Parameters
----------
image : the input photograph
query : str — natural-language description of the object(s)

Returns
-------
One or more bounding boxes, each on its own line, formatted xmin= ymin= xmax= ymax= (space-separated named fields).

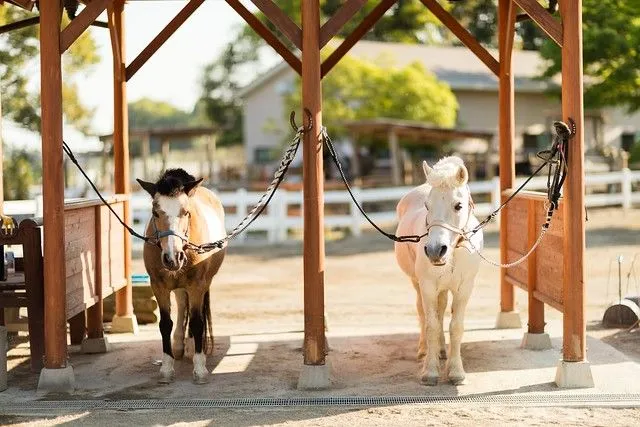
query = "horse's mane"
xmin=156 ymin=168 xmax=196 ymax=197
xmin=425 ymin=156 xmax=467 ymax=189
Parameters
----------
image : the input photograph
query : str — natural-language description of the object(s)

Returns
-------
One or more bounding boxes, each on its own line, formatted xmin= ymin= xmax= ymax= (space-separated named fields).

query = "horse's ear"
xmin=137 ymin=179 xmax=157 ymax=197
xmin=184 ymin=178 xmax=204 ymax=197
xmin=422 ymin=161 xmax=433 ymax=179
xmin=456 ymin=166 xmax=469 ymax=186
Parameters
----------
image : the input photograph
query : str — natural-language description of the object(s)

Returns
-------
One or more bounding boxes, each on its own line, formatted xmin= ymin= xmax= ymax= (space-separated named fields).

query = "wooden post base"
xmin=110 ymin=314 xmax=139 ymax=334
xmin=555 ymin=360 xmax=594 ymax=389
xmin=37 ymin=366 xmax=75 ymax=394
xmin=521 ymin=332 xmax=552 ymax=350
xmin=297 ymin=361 xmax=331 ymax=390
xmin=495 ymin=311 xmax=522 ymax=329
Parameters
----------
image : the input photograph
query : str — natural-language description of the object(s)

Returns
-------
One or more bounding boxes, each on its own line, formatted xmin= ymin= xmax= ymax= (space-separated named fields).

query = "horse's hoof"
xmin=158 ymin=371 xmax=175 ymax=384
xmin=439 ymin=350 xmax=447 ymax=360
xmin=449 ymin=374 xmax=466 ymax=385
xmin=421 ymin=374 xmax=439 ymax=386
xmin=192 ymin=373 xmax=210 ymax=385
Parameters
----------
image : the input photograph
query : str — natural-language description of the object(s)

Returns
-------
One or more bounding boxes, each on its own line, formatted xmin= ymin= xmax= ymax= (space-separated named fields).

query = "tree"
xmin=284 ymin=55 xmax=458 ymax=138
xmin=0 ymin=6 xmax=100 ymax=132
xmin=128 ymin=98 xmax=193 ymax=129
xmin=539 ymin=0 xmax=640 ymax=113
xmin=3 ymin=149 xmax=40 ymax=200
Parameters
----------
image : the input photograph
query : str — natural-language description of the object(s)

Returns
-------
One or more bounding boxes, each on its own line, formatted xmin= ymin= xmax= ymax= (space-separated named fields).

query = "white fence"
xmin=4 ymin=169 xmax=640 ymax=246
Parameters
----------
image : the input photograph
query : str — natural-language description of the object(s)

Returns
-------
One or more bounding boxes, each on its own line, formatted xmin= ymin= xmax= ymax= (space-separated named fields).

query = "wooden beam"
xmin=420 ymin=0 xmax=499 ymax=76
xmin=301 ymin=0 xmax=326 ymax=367
xmin=320 ymin=0 xmax=367 ymax=48
xmin=110 ymin=0 xmax=136 ymax=327
xmin=249 ymin=0 xmax=301 ymax=50
xmin=125 ymin=0 xmax=204 ymax=81
xmin=224 ymin=0 xmax=301 ymax=75
xmin=321 ymin=0 xmax=397 ymax=78
xmin=527 ymin=199 xmax=545 ymax=333
xmin=514 ymin=0 xmax=563 ymax=47
xmin=498 ymin=0 xmax=517 ymax=314
xmin=5 ymin=0 xmax=35 ymax=11
xmin=60 ymin=0 xmax=110 ymax=54
xmin=106 ymin=3 xmax=121 ymax=67
xmin=39 ymin=0 xmax=67 ymax=369
xmin=560 ymin=0 xmax=586 ymax=363
xmin=0 ymin=16 xmax=39 ymax=35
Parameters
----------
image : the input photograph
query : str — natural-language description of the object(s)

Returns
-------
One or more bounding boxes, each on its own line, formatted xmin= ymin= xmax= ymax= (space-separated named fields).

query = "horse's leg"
xmin=187 ymin=287 xmax=209 ymax=384
xmin=419 ymin=282 xmax=441 ymax=385
xmin=438 ymin=291 xmax=448 ymax=360
xmin=154 ymin=286 xmax=175 ymax=383
xmin=172 ymin=288 xmax=188 ymax=360
xmin=448 ymin=286 xmax=472 ymax=385
xmin=413 ymin=279 xmax=426 ymax=360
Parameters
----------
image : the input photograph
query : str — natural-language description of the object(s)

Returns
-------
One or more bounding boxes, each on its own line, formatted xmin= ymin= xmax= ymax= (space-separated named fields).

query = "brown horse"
xmin=137 ymin=169 xmax=226 ymax=384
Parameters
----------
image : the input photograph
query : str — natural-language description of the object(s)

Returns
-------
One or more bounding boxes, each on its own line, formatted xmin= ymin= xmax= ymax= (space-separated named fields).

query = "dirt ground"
xmin=2 ymin=207 xmax=640 ymax=426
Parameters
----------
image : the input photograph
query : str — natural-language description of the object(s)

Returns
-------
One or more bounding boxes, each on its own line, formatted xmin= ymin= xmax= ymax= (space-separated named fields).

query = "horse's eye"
xmin=454 ymin=203 xmax=463 ymax=211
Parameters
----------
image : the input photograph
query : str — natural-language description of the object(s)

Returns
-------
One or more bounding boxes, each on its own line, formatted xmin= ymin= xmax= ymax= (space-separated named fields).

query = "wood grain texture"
xmin=126 ymin=0 xmax=204 ymax=81
xmin=250 ymin=0 xmax=301 ymax=49
xmin=39 ymin=0 xmax=68 ymax=369
xmin=560 ymin=0 xmax=586 ymax=363
xmin=498 ymin=0 xmax=517 ymax=313
xmin=225 ymin=0 xmax=301 ymax=74
xmin=420 ymin=0 xmax=499 ymax=76
xmin=319 ymin=0 xmax=366 ymax=48
xmin=301 ymin=0 xmax=326 ymax=366
xmin=321 ymin=0 xmax=397 ymax=78
xmin=514 ymin=0 xmax=563 ymax=46
xmin=60 ymin=0 xmax=109 ymax=53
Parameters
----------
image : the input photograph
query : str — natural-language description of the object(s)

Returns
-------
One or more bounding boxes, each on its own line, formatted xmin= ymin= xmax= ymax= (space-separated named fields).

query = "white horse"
xmin=394 ymin=156 xmax=483 ymax=385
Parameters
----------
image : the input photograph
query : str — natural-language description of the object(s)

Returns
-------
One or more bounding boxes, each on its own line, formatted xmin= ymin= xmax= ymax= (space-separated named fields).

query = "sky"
xmin=81 ymin=1 xmax=248 ymax=134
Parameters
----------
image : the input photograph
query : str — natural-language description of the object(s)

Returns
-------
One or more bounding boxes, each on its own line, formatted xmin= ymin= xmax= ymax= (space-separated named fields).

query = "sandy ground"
xmin=2 ymin=207 xmax=640 ymax=426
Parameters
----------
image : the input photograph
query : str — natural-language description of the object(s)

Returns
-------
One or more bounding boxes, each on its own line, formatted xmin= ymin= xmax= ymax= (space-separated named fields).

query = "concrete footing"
xmin=110 ymin=314 xmax=139 ymax=334
xmin=495 ymin=311 xmax=522 ymax=329
xmin=521 ymin=332 xmax=552 ymax=350
xmin=37 ymin=366 xmax=75 ymax=394
xmin=297 ymin=362 xmax=331 ymax=390
xmin=81 ymin=336 xmax=111 ymax=354
xmin=555 ymin=360 xmax=594 ymax=388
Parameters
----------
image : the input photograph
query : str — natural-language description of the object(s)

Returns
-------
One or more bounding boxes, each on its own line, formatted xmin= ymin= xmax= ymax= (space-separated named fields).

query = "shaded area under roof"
xmin=344 ymin=118 xmax=494 ymax=143
xmin=99 ymin=126 xmax=218 ymax=142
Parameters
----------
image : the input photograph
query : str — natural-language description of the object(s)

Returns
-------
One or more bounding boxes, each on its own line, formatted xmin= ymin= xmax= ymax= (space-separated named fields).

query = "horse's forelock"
xmin=155 ymin=168 xmax=196 ymax=197
xmin=425 ymin=156 xmax=468 ymax=189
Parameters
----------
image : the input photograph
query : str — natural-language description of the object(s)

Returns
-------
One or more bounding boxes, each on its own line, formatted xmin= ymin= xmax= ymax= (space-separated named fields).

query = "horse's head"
xmin=137 ymin=169 xmax=203 ymax=271
xmin=422 ymin=157 xmax=472 ymax=266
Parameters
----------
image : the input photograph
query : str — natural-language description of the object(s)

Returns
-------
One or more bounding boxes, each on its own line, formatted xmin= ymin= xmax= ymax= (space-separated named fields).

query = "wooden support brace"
xmin=5 ymin=0 xmax=35 ymax=11
xmin=60 ymin=0 xmax=110 ymax=54
xmin=419 ymin=0 xmax=499 ymax=76
xmin=224 ymin=0 xmax=301 ymax=75
xmin=106 ymin=3 xmax=121 ymax=68
xmin=249 ymin=0 xmax=301 ymax=50
xmin=321 ymin=0 xmax=397 ymax=78
xmin=125 ymin=0 xmax=204 ymax=81
xmin=320 ymin=0 xmax=367 ymax=48
xmin=0 ymin=16 xmax=39 ymax=35
xmin=513 ymin=0 xmax=563 ymax=47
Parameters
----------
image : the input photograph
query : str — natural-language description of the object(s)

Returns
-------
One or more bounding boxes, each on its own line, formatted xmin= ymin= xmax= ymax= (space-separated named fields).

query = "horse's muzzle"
xmin=424 ymin=244 xmax=448 ymax=266
xmin=162 ymin=251 xmax=186 ymax=271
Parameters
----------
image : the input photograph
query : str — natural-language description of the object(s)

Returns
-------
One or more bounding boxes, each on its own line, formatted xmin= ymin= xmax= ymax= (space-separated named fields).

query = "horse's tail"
xmin=203 ymin=290 xmax=214 ymax=355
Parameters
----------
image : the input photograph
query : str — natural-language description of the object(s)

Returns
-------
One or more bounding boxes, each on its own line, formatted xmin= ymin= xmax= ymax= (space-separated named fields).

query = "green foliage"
xmin=128 ymin=98 xmax=193 ymax=129
xmin=2 ymin=149 xmax=40 ymax=200
xmin=539 ymin=0 xmax=640 ymax=113
xmin=0 ymin=8 xmax=100 ymax=132
xmin=285 ymin=55 xmax=458 ymax=138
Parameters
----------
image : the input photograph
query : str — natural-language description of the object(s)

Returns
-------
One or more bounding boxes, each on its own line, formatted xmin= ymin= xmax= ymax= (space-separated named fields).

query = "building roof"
xmin=240 ymin=40 xmax=552 ymax=99
xmin=98 ymin=126 xmax=218 ymax=142
xmin=345 ymin=118 xmax=494 ymax=142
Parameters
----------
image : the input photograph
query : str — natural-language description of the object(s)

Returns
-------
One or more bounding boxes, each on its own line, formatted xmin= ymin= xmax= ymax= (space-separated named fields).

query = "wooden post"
xmin=161 ymin=139 xmax=170 ymax=171
xmin=39 ymin=0 xmax=67 ymax=369
xmin=141 ymin=133 xmax=150 ymax=180
xmin=86 ymin=207 xmax=104 ymax=340
xmin=301 ymin=0 xmax=326 ymax=367
xmin=388 ymin=129 xmax=401 ymax=186
xmin=527 ymin=199 xmax=545 ymax=333
xmin=111 ymin=0 xmax=137 ymax=332
xmin=560 ymin=0 xmax=586 ymax=363
xmin=498 ymin=0 xmax=517 ymax=315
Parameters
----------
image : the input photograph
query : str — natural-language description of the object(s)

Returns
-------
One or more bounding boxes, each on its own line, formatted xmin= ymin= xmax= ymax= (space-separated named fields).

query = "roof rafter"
xmin=319 ymin=0 xmax=367 ymax=48
xmin=419 ymin=0 xmax=499 ymax=76
xmin=513 ymin=0 xmax=563 ymax=47
xmin=249 ymin=0 xmax=301 ymax=50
